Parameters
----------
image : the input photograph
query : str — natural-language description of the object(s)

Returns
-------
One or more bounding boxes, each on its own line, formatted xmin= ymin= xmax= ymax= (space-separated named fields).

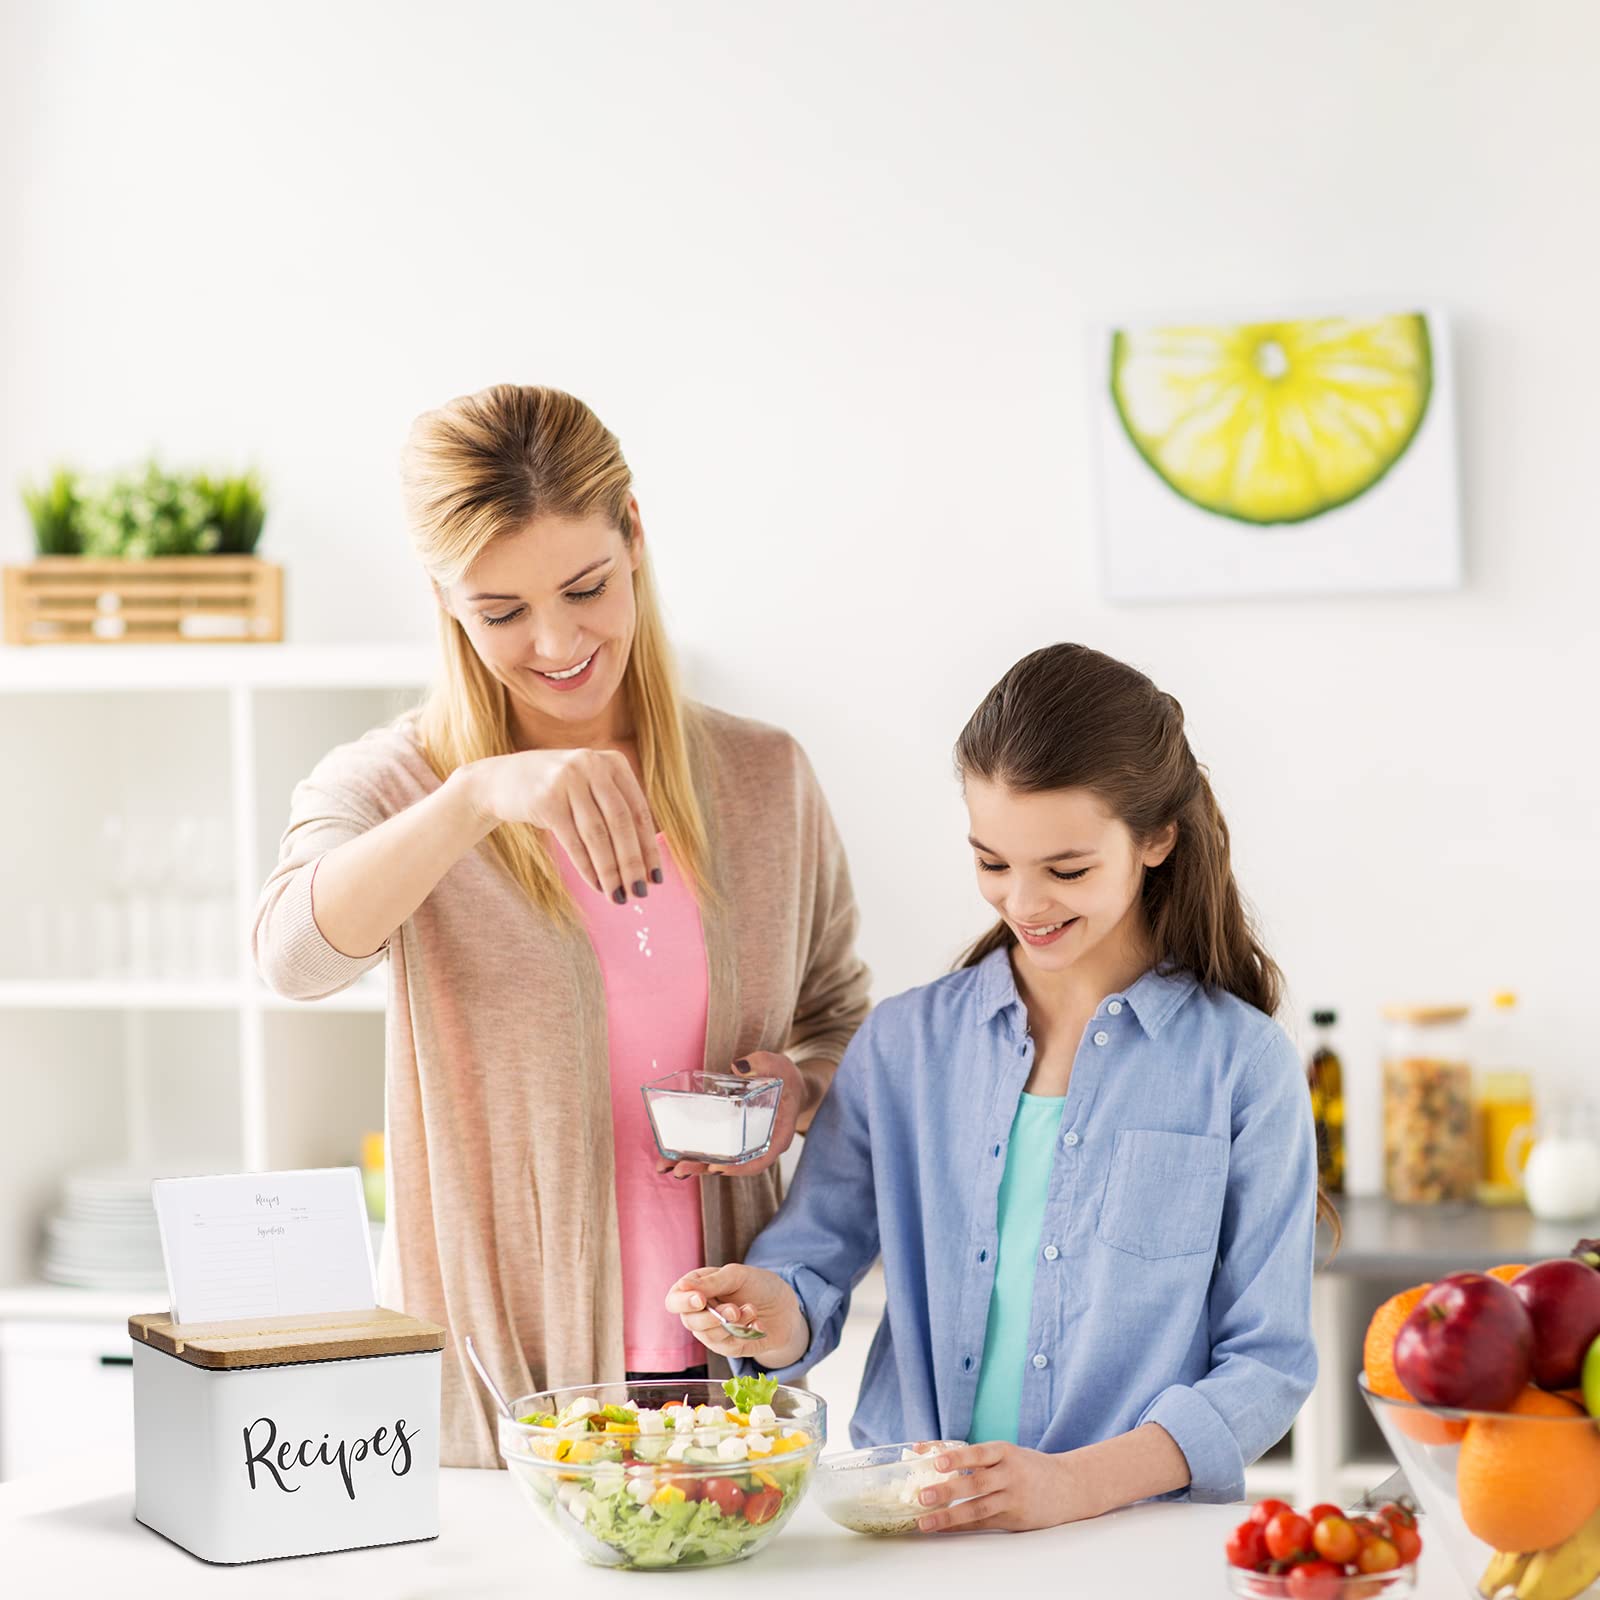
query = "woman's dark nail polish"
xmin=612 ymin=886 xmax=627 ymax=905
xmin=633 ymin=880 xmax=648 ymax=899
xmin=650 ymin=868 xmax=664 ymax=885
xmin=733 ymin=1059 xmax=752 ymax=1074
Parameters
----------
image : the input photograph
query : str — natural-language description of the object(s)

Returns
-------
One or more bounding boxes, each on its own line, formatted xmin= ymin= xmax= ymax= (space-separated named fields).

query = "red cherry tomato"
xmin=699 ymin=1477 xmax=746 ymax=1517
xmin=1265 ymin=1511 xmax=1314 ymax=1563
xmin=1379 ymin=1500 xmax=1416 ymax=1530
xmin=1358 ymin=1536 xmax=1402 ymax=1574
xmin=743 ymin=1487 xmax=782 ymax=1524
xmin=1307 ymin=1502 xmax=1343 ymax=1526
xmin=1226 ymin=1519 xmax=1269 ymax=1569
xmin=1288 ymin=1560 xmax=1346 ymax=1600
xmin=1252 ymin=1498 xmax=1293 ymax=1527
xmin=1389 ymin=1522 xmax=1422 ymax=1563
xmin=1312 ymin=1514 xmax=1361 ymax=1565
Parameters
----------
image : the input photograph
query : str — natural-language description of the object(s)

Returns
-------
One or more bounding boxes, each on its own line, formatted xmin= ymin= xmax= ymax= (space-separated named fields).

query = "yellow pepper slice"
xmin=651 ymin=1485 xmax=687 ymax=1506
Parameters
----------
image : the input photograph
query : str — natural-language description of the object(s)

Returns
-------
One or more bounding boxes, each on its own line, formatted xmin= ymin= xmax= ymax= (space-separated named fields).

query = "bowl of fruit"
xmin=1358 ymin=1239 xmax=1600 ymax=1599
xmin=500 ymin=1374 xmax=824 ymax=1569
xmin=1224 ymin=1496 xmax=1421 ymax=1597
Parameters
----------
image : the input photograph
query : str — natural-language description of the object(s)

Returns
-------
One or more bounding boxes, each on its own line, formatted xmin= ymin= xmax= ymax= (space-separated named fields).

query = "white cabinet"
xmin=0 ymin=644 xmax=431 ymax=1479
xmin=0 ymin=1316 xmax=134 ymax=1480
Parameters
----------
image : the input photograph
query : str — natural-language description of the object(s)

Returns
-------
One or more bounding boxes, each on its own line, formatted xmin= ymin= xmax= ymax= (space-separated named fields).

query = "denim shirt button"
xmin=1093 ymin=1030 xmax=1110 ymax=1047
xmin=1043 ymin=1244 xmax=1059 ymax=1261
xmin=1032 ymin=1353 xmax=1048 ymax=1370
xmin=1107 ymin=1000 xmax=1123 ymax=1015
xmin=1063 ymin=1130 xmax=1079 ymax=1148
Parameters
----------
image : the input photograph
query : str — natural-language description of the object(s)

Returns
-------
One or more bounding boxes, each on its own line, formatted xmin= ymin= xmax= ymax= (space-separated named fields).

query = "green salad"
xmin=509 ymin=1376 xmax=818 ymax=1569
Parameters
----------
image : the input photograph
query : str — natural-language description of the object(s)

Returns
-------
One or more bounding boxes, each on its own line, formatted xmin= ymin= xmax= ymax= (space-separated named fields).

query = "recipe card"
xmin=152 ymin=1167 xmax=377 ymax=1325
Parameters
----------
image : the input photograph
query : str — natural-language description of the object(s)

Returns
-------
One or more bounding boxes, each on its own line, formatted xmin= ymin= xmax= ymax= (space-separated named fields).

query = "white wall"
xmin=6 ymin=0 xmax=1598 ymax=1193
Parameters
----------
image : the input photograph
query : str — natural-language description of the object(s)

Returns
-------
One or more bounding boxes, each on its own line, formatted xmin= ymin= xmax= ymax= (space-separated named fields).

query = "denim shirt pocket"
xmin=1096 ymin=1128 xmax=1229 ymax=1260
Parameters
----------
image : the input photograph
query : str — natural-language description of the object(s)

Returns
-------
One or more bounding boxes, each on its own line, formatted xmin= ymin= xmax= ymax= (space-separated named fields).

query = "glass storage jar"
xmin=1382 ymin=1004 xmax=1475 ymax=1204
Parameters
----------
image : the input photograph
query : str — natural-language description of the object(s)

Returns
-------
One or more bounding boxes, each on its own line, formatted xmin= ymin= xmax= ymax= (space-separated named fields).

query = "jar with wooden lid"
xmin=1382 ymin=1004 xmax=1476 ymax=1204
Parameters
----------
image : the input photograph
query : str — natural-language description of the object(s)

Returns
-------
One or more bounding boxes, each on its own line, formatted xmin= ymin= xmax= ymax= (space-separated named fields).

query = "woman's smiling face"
xmin=964 ymin=777 xmax=1174 ymax=977
xmin=441 ymin=505 xmax=643 ymax=736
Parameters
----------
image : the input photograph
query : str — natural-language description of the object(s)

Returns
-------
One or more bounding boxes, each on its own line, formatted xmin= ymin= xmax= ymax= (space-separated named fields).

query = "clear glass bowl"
xmin=1359 ymin=1373 xmax=1600 ymax=1599
xmin=813 ymin=1439 xmax=967 ymax=1534
xmin=500 ymin=1379 xmax=825 ymax=1569
xmin=1224 ymin=1565 xmax=1415 ymax=1598
xmin=641 ymin=1069 xmax=784 ymax=1164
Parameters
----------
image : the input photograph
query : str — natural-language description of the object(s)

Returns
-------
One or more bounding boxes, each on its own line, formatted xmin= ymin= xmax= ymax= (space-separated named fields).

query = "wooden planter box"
xmin=2 ymin=557 xmax=284 ymax=645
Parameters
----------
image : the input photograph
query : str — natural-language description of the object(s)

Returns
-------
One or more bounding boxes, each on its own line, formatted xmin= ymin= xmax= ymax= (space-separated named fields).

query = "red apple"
xmin=1393 ymin=1271 xmax=1534 ymax=1410
xmin=1509 ymin=1258 xmax=1600 ymax=1389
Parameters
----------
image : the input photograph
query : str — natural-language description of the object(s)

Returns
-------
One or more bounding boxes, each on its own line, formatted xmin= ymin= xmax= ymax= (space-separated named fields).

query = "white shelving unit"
xmin=0 ymin=643 xmax=430 ymax=1478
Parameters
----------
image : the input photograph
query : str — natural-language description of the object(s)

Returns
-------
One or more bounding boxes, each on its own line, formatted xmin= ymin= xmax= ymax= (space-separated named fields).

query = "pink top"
xmin=554 ymin=836 xmax=707 ymax=1372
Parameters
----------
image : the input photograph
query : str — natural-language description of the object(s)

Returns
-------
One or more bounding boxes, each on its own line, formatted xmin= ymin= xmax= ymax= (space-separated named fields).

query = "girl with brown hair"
xmin=669 ymin=643 xmax=1325 ymax=1530
xmin=253 ymin=385 xmax=869 ymax=1467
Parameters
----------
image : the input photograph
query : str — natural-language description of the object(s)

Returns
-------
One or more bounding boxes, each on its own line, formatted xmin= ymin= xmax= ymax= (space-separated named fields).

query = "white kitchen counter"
xmin=1 ymin=1454 xmax=1464 ymax=1600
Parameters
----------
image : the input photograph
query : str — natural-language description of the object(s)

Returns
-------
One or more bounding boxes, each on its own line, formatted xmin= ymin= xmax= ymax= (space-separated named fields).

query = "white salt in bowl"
xmin=641 ymin=1070 xmax=783 ymax=1164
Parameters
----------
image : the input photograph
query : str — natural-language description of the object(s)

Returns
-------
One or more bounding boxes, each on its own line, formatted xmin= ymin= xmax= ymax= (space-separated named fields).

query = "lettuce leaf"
xmin=721 ymin=1373 xmax=778 ymax=1413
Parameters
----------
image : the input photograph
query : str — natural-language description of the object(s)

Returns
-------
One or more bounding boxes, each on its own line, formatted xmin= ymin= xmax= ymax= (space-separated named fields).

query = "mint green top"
xmin=969 ymin=1092 xmax=1068 ymax=1444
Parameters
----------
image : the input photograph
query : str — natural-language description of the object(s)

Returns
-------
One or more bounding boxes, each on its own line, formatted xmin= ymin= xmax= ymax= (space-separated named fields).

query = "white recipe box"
xmin=128 ymin=1306 xmax=445 ymax=1565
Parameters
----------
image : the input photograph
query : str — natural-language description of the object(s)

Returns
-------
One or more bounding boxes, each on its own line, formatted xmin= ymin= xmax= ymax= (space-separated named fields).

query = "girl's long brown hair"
xmin=954 ymin=643 xmax=1340 ymax=1252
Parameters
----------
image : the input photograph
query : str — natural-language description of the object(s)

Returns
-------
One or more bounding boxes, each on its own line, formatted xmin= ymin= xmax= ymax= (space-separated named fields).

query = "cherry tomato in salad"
xmin=1225 ymin=1519 xmax=1268 ymax=1569
xmin=1311 ymin=1514 xmax=1360 ymax=1565
xmin=1251 ymin=1498 xmax=1292 ymax=1527
xmin=1307 ymin=1502 xmax=1342 ymax=1526
xmin=1287 ymin=1561 xmax=1345 ymax=1600
xmin=699 ymin=1477 xmax=746 ymax=1517
xmin=1264 ymin=1511 xmax=1314 ymax=1563
xmin=743 ymin=1487 xmax=782 ymax=1524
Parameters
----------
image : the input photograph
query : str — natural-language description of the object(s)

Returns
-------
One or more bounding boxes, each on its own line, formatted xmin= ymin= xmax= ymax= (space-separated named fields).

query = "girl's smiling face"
xmin=440 ymin=505 xmax=643 ymax=737
xmin=964 ymin=777 xmax=1175 ymax=977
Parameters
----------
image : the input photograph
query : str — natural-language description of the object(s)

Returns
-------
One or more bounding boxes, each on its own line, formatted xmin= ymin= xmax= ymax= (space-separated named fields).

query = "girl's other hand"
xmin=915 ymin=1441 xmax=1105 ymax=1533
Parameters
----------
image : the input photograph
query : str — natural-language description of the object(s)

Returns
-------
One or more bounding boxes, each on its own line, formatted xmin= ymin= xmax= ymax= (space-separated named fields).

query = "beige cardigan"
xmin=252 ymin=702 xmax=870 ymax=1468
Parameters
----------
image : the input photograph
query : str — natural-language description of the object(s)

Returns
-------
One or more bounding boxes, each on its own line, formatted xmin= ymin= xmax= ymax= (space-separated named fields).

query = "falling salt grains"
xmin=636 ymin=925 xmax=653 ymax=958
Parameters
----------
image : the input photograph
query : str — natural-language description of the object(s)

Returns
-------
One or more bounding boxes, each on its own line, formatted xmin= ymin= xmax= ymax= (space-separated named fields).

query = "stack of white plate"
xmin=40 ymin=1167 xmax=169 ymax=1292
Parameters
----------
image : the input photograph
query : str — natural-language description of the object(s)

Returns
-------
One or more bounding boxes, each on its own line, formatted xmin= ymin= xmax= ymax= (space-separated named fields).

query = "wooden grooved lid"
xmin=128 ymin=1307 xmax=445 ymax=1370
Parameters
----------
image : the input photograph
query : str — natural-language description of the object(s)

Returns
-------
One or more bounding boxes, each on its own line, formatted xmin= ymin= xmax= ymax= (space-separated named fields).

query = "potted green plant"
xmin=5 ymin=460 xmax=280 ymax=645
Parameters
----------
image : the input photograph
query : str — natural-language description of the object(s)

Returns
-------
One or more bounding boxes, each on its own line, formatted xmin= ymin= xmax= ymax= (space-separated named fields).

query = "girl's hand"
xmin=462 ymin=747 xmax=660 ymax=903
xmin=656 ymin=1053 xmax=808 ymax=1179
xmin=663 ymin=1263 xmax=809 ymax=1367
xmin=915 ymin=1441 xmax=1105 ymax=1533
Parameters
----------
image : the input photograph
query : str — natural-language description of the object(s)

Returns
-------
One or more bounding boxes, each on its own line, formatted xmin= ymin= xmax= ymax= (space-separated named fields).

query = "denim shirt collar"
xmin=970 ymin=943 xmax=1198 ymax=1038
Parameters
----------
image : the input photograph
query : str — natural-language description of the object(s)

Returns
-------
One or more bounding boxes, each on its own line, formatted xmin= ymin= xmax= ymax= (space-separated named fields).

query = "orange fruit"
xmin=1486 ymin=1263 xmax=1528 ymax=1283
xmin=1457 ymin=1386 xmax=1600 ymax=1552
xmin=1364 ymin=1285 xmax=1430 ymax=1400
xmin=1363 ymin=1283 xmax=1466 ymax=1444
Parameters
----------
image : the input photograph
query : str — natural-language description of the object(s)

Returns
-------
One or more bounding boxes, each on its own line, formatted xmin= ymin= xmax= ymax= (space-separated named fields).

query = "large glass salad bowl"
xmin=500 ymin=1375 xmax=825 ymax=1569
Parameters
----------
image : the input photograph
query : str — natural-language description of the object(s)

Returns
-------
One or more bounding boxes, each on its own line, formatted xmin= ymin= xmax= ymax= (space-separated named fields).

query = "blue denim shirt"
xmin=739 ymin=946 xmax=1318 ymax=1502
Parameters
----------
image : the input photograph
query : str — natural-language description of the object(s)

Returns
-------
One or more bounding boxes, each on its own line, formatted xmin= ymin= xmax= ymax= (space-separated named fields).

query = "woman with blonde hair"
xmin=253 ymin=384 xmax=869 ymax=1467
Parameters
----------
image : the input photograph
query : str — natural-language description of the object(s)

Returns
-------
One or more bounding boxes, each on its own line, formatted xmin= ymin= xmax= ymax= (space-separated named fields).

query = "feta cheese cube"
xmin=716 ymin=1435 xmax=750 ymax=1462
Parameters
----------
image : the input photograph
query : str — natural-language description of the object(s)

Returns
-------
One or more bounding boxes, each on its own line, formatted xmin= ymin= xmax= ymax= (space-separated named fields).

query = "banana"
xmin=1482 ymin=1550 xmax=1533 ymax=1596
xmin=1515 ymin=1504 xmax=1600 ymax=1600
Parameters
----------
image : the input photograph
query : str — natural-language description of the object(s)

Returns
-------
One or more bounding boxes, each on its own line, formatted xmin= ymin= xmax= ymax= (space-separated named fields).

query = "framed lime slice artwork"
xmin=1109 ymin=314 xmax=1433 ymax=527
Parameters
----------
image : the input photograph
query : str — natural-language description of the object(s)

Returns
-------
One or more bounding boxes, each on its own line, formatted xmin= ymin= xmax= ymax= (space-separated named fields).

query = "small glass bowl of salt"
xmin=641 ymin=1070 xmax=784 ymax=1165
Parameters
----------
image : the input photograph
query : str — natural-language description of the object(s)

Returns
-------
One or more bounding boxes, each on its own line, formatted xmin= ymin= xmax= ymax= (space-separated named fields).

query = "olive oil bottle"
xmin=1308 ymin=1009 xmax=1346 ymax=1195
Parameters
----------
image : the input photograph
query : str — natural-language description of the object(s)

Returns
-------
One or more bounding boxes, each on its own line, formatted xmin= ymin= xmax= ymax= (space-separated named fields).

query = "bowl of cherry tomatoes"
xmin=1224 ymin=1496 xmax=1422 ymax=1597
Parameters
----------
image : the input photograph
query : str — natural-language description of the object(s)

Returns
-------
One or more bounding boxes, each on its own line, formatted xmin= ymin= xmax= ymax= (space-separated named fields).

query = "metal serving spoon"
xmin=704 ymin=1302 xmax=767 ymax=1343
xmin=462 ymin=1333 xmax=628 ymax=1567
